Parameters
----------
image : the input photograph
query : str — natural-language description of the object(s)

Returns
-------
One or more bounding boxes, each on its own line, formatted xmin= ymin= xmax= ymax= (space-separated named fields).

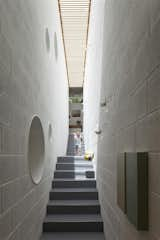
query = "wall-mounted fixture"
xmin=100 ymin=96 xmax=107 ymax=107
xmin=117 ymin=152 xmax=149 ymax=231
xmin=94 ymin=124 xmax=102 ymax=135
xmin=95 ymin=129 xmax=102 ymax=135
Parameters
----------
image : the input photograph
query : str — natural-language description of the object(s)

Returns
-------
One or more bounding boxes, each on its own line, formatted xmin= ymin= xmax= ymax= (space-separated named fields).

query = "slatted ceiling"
xmin=58 ymin=0 xmax=91 ymax=88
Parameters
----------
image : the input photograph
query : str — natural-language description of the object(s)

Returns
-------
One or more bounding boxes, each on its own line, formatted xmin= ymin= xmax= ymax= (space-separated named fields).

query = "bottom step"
xmin=43 ymin=214 xmax=103 ymax=232
xmin=40 ymin=232 xmax=105 ymax=240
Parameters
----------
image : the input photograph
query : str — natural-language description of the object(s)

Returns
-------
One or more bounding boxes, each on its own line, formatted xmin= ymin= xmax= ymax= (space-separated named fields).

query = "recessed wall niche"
xmin=28 ymin=116 xmax=45 ymax=184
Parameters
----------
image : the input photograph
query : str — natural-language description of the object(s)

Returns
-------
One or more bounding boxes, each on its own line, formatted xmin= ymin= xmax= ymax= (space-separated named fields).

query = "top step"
xmin=58 ymin=156 xmax=87 ymax=163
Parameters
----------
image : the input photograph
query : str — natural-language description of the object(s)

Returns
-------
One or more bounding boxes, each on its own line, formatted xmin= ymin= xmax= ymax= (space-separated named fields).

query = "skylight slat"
xmin=59 ymin=0 xmax=91 ymax=87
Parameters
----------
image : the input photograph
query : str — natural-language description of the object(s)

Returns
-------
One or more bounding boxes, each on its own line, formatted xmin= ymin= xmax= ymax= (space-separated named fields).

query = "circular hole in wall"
xmin=48 ymin=123 xmax=53 ymax=142
xmin=54 ymin=32 xmax=58 ymax=60
xmin=28 ymin=116 xmax=45 ymax=184
xmin=45 ymin=28 xmax=50 ymax=53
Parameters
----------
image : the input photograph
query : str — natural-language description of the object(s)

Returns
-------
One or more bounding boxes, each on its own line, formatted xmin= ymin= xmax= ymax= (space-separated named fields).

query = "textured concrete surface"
xmin=0 ymin=0 xmax=68 ymax=239
xmin=84 ymin=1 xmax=160 ymax=240
xmin=83 ymin=0 xmax=106 ymax=170
xmin=41 ymin=232 xmax=105 ymax=240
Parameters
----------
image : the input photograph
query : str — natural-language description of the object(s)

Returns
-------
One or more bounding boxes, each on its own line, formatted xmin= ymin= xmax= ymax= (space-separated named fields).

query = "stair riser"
xmin=57 ymin=159 xmax=86 ymax=163
xmin=58 ymin=156 xmax=84 ymax=160
xmin=47 ymin=205 xmax=100 ymax=214
xmin=40 ymin=232 xmax=105 ymax=240
xmin=57 ymin=158 xmax=85 ymax=163
xmin=54 ymin=171 xmax=95 ymax=179
xmin=54 ymin=172 xmax=76 ymax=178
xmin=86 ymin=171 xmax=95 ymax=178
xmin=52 ymin=180 xmax=96 ymax=188
xmin=57 ymin=158 xmax=74 ymax=163
xmin=43 ymin=222 xmax=103 ymax=232
xmin=50 ymin=192 xmax=98 ymax=200
xmin=58 ymin=156 xmax=74 ymax=160
xmin=56 ymin=164 xmax=93 ymax=170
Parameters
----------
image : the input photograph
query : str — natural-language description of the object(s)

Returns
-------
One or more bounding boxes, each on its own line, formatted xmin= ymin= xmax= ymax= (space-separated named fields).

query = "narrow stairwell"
xmin=40 ymin=136 xmax=105 ymax=240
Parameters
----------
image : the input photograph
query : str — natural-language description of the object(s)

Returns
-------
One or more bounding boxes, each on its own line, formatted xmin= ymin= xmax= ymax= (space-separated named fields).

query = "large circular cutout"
xmin=28 ymin=116 xmax=45 ymax=184
xmin=54 ymin=32 xmax=58 ymax=60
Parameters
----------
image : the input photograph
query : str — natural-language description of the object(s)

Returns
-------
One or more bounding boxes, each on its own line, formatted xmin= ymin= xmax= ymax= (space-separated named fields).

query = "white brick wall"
xmin=0 ymin=0 xmax=69 ymax=239
xmin=83 ymin=0 xmax=105 ymax=168
xmin=84 ymin=1 xmax=160 ymax=239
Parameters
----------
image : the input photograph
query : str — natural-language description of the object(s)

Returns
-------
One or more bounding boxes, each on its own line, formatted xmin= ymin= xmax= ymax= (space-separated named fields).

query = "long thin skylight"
xmin=58 ymin=0 xmax=91 ymax=87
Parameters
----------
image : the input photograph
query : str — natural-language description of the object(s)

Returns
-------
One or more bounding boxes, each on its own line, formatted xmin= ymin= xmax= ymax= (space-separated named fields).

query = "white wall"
xmin=0 ymin=0 xmax=69 ymax=239
xmin=83 ymin=0 xmax=105 ymax=167
xmin=84 ymin=0 xmax=160 ymax=239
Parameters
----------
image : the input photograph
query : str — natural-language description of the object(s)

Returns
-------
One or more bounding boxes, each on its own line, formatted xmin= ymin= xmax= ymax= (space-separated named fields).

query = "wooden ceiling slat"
xmin=59 ymin=0 xmax=91 ymax=87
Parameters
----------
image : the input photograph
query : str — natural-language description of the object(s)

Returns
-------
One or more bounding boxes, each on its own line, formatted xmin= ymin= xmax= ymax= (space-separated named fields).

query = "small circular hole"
xmin=54 ymin=32 xmax=58 ymax=60
xmin=48 ymin=123 xmax=52 ymax=142
xmin=45 ymin=28 xmax=50 ymax=53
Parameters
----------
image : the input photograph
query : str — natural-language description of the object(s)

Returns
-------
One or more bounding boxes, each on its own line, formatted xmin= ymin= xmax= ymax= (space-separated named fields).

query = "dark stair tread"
xmin=53 ymin=177 xmax=96 ymax=181
xmin=51 ymin=188 xmax=98 ymax=192
xmin=43 ymin=216 xmax=103 ymax=232
xmin=56 ymin=162 xmax=93 ymax=166
xmin=58 ymin=156 xmax=84 ymax=159
xmin=53 ymin=179 xmax=96 ymax=182
xmin=52 ymin=179 xmax=96 ymax=188
xmin=54 ymin=170 xmax=95 ymax=179
xmin=57 ymin=158 xmax=90 ymax=163
xmin=57 ymin=160 xmax=91 ymax=164
xmin=48 ymin=200 xmax=100 ymax=206
xmin=58 ymin=158 xmax=85 ymax=161
xmin=47 ymin=200 xmax=101 ymax=214
xmin=55 ymin=170 xmax=94 ymax=173
xmin=44 ymin=214 xmax=103 ymax=222
xmin=56 ymin=164 xmax=93 ymax=170
xmin=40 ymin=232 xmax=105 ymax=240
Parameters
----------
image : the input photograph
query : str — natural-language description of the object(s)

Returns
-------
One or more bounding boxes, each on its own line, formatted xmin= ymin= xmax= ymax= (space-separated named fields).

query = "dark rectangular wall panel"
xmin=126 ymin=153 xmax=138 ymax=227
xmin=117 ymin=153 xmax=126 ymax=213
xmin=126 ymin=152 xmax=148 ymax=231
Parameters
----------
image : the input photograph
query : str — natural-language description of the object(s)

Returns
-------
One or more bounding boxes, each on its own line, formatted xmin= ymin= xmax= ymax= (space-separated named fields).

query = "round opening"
xmin=48 ymin=123 xmax=53 ymax=142
xmin=28 ymin=116 xmax=45 ymax=184
xmin=54 ymin=32 xmax=58 ymax=60
xmin=45 ymin=28 xmax=50 ymax=53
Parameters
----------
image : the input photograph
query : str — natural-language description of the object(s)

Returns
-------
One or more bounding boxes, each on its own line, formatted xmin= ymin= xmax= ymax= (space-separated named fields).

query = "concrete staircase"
xmin=40 ymin=156 xmax=105 ymax=240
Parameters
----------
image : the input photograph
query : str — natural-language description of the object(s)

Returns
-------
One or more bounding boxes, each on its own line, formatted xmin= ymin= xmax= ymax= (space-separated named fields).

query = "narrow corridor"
xmin=1 ymin=1 xmax=160 ymax=240
xmin=40 ymin=135 xmax=105 ymax=239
